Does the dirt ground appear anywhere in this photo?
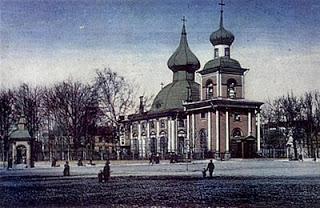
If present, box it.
[1,174,320,207]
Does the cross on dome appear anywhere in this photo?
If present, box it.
[181,16,187,24]
[219,0,225,12]
[209,0,234,46]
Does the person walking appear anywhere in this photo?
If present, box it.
[207,160,215,178]
[63,161,70,176]
[103,160,110,182]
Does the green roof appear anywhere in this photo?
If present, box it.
[200,57,248,75]
[151,80,200,112]
[167,21,200,72]
[10,129,31,140]
[210,8,234,46]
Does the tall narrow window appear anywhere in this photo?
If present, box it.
[160,120,165,128]
[227,79,237,99]
[150,121,155,129]
[225,48,230,57]
[214,48,219,58]
[206,80,214,99]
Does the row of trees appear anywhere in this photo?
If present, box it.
[0,68,136,163]
[261,91,320,159]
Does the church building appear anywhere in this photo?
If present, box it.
[119,3,263,160]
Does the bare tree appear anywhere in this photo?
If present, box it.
[279,92,304,160]
[13,83,44,166]
[261,99,287,153]
[94,68,135,125]
[0,89,15,162]
[301,92,313,157]
[314,91,320,158]
[43,80,99,160]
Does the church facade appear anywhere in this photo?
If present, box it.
[119,6,263,160]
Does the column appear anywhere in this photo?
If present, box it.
[147,121,150,155]
[257,111,261,152]
[215,109,220,157]
[156,119,160,153]
[186,114,190,153]
[219,73,222,97]
[27,142,31,167]
[192,113,195,153]
[208,111,211,151]
[167,118,171,152]
[130,124,133,153]
[174,118,178,152]
[216,72,219,97]
[171,119,175,152]
[226,110,229,152]
[138,122,142,158]
[241,75,245,98]
[12,142,16,164]
[248,111,252,136]
[142,136,146,158]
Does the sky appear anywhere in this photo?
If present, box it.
[1,0,320,102]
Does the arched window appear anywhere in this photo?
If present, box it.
[178,137,184,154]
[206,80,214,99]
[227,79,237,98]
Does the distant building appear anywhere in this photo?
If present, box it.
[119,4,263,160]
[9,116,32,167]
[261,120,320,159]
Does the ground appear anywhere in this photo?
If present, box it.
[1,159,320,207]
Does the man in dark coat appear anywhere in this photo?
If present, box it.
[207,160,215,178]
[63,161,70,176]
[103,160,110,182]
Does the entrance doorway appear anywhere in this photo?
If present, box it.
[149,137,157,155]
[178,137,184,155]
[16,145,27,164]
[231,138,256,158]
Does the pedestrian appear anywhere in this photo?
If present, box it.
[155,154,160,164]
[78,159,83,166]
[63,161,70,176]
[149,154,154,165]
[7,158,13,170]
[202,168,207,178]
[51,157,57,167]
[207,159,215,178]
[103,160,110,182]
[98,170,103,183]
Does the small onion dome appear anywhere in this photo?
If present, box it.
[210,10,234,46]
[167,22,200,72]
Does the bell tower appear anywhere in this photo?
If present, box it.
[199,0,248,100]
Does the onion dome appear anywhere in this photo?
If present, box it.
[210,9,234,46]
[167,18,200,72]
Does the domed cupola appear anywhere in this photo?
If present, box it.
[167,17,200,72]
[210,3,234,46]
